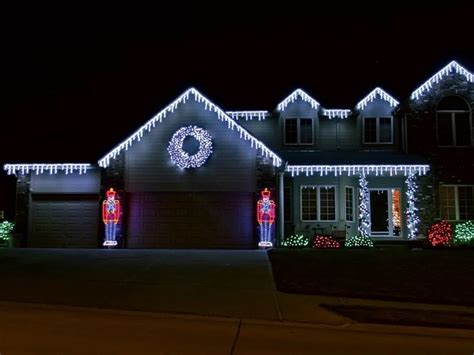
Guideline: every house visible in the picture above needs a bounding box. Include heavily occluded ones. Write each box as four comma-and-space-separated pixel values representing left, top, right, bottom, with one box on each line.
4, 60, 473, 249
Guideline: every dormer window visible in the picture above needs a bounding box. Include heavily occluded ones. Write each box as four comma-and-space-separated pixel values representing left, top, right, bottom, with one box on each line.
284, 118, 313, 145
436, 96, 472, 147
363, 117, 393, 144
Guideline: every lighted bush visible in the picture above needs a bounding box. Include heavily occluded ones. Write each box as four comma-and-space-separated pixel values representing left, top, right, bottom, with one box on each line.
345, 235, 374, 248
313, 235, 341, 249
282, 234, 309, 247
0, 221, 14, 242
453, 221, 474, 246
427, 220, 452, 247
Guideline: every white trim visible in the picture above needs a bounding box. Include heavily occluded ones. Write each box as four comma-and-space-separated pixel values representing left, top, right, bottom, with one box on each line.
225, 111, 268, 121
277, 89, 320, 111
287, 165, 429, 177
3, 163, 91, 175
363, 116, 394, 144
300, 185, 337, 222
345, 186, 355, 222
356, 87, 399, 110
98, 88, 282, 168
283, 118, 314, 145
411, 60, 474, 100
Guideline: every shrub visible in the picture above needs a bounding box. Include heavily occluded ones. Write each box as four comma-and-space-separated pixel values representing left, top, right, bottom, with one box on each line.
282, 234, 309, 247
345, 235, 374, 248
453, 221, 474, 246
313, 235, 341, 249
0, 221, 14, 243
427, 220, 452, 247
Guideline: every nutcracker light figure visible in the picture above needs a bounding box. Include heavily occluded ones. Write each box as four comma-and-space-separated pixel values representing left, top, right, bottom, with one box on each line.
103, 188, 120, 247
257, 188, 275, 247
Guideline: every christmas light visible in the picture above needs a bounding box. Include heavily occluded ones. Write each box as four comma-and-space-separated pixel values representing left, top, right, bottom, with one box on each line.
453, 221, 474, 246
405, 173, 419, 239
322, 109, 351, 119
282, 234, 309, 247
358, 175, 371, 239
345, 235, 374, 248
427, 220, 452, 247
313, 235, 341, 249
286, 165, 429, 177
3, 164, 90, 176
258, 241, 273, 247
257, 188, 275, 247
0, 221, 14, 242
411, 60, 474, 100
226, 111, 268, 121
356, 87, 399, 110
102, 188, 120, 247
167, 126, 213, 169
98, 88, 282, 168
277, 89, 320, 111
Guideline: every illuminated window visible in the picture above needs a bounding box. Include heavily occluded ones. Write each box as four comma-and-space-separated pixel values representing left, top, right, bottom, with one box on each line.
284, 118, 313, 145
440, 185, 474, 221
363, 117, 393, 144
436, 96, 472, 146
301, 186, 336, 221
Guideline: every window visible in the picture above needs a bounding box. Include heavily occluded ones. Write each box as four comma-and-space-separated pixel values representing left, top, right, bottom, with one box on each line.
439, 185, 474, 221
284, 118, 313, 145
345, 187, 354, 222
300, 186, 336, 221
437, 96, 472, 146
363, 117, 393, 144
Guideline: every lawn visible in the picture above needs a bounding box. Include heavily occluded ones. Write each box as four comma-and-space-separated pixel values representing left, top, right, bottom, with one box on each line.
267, 248, 474, 305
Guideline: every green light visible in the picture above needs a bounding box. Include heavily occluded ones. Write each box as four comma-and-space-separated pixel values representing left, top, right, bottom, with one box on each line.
453, 221, 474, 246
0, 221, 14, 242
282, 234, 309, 247
345, 235, 374, 248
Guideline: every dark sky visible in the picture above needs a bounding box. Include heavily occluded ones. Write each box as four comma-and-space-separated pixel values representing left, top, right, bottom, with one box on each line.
1, 3, 473, 217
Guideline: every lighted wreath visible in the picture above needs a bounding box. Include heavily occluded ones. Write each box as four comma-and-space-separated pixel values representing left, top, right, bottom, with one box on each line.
167, 126, 213, 169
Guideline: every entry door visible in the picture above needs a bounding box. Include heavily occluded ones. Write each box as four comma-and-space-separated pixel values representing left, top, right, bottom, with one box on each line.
369, 189, 401, 237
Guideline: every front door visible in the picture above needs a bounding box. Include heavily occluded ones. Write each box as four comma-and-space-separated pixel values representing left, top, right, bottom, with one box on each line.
369, 189, 401, 237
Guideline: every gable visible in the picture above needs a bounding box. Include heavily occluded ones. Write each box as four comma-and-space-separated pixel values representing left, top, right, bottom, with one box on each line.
98, 88, 282, 168
356, 87, 399, 113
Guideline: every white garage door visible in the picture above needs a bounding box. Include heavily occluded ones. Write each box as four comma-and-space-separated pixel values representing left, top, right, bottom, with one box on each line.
30, 197, 99, 248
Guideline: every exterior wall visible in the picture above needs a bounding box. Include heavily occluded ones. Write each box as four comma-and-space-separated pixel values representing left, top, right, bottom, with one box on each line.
30, 170, 101, 194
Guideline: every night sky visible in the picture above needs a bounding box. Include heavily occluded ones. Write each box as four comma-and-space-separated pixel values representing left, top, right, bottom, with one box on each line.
1, 3, 473, 218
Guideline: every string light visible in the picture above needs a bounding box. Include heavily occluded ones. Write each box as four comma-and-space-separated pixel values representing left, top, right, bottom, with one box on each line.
0, 221, 14, 242
427, 220, 452, 247
277, 89, 320, 111
356, 87, 399, 110
3, 164, 90, 175
322, 109, 351, 119
453, 221, 474, 246
358, 175, 371, 239
286, 165, 429, 177
167, 126, 213, 169
345, 235, 374, 248
405, 173, 419, 239
226, 111, 268, 121
313, 235, 341, 249
282, 234, 309, 247
411, 60, 474, 100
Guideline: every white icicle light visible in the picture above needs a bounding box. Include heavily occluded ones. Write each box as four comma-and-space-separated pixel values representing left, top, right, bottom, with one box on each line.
226, 111, 268, 121
3, 163, 91, 176
98, 88, 282, 168
277, 89, 320, 111
411, 60, 474, 100
285, 165, 430, 177
322, 109, 351, 119
356, 87, 399, 110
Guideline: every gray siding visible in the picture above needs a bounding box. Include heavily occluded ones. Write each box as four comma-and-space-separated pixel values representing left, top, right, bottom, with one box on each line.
124, 100, 257, 192
30, 170, 101, 194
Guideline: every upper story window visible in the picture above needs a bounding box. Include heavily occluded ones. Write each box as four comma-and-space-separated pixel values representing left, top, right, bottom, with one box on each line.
436, 96, 472, 147
439, 185, 474, 221
284, 118, 313, 145
363, 117, 393, 144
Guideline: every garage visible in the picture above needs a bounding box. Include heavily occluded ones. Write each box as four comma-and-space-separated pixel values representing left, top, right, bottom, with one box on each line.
29, 195, 99, 248
126, 192, 255, 248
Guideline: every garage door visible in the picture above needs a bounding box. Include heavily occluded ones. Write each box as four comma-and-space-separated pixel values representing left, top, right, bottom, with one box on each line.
127, 192, 255, 248
30, 195, 99, 248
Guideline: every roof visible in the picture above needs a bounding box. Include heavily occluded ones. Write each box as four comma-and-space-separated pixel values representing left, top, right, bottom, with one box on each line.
356, 87, 399, 110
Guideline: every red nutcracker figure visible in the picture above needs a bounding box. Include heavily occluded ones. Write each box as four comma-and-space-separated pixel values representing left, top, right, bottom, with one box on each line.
257, 188, 275, 247
103, 188, 120, 246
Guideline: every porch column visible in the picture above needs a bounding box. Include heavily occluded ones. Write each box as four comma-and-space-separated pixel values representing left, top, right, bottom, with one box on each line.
278, 171, 285, 247
358, 174, 371, 238
405, 172, 419, 239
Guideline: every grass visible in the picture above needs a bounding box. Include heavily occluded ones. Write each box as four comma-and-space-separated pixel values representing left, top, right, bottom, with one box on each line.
268, 247, 474, 305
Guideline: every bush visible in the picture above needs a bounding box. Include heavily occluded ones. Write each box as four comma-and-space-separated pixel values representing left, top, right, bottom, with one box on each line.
453, 221, 474, 246
282, 234, 309, 247
313, 235, 341, 249
0, 221, 14, 244
427, 220, 452, 247
345, 235, 374, 248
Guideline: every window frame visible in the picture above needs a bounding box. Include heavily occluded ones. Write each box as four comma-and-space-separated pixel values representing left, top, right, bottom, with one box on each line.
363, 116, 393, 144
439, 184, 474, 221
300, 185, 337, 222
284, 118, 314, 145
345, 186, 355, 222
436, 107, 472, 147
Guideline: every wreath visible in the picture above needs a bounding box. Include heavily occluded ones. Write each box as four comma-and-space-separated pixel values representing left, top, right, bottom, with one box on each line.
167, 126, 213, 169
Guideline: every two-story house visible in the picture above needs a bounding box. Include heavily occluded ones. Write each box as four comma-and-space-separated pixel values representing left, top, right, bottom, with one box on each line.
3, 60, 472, 249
